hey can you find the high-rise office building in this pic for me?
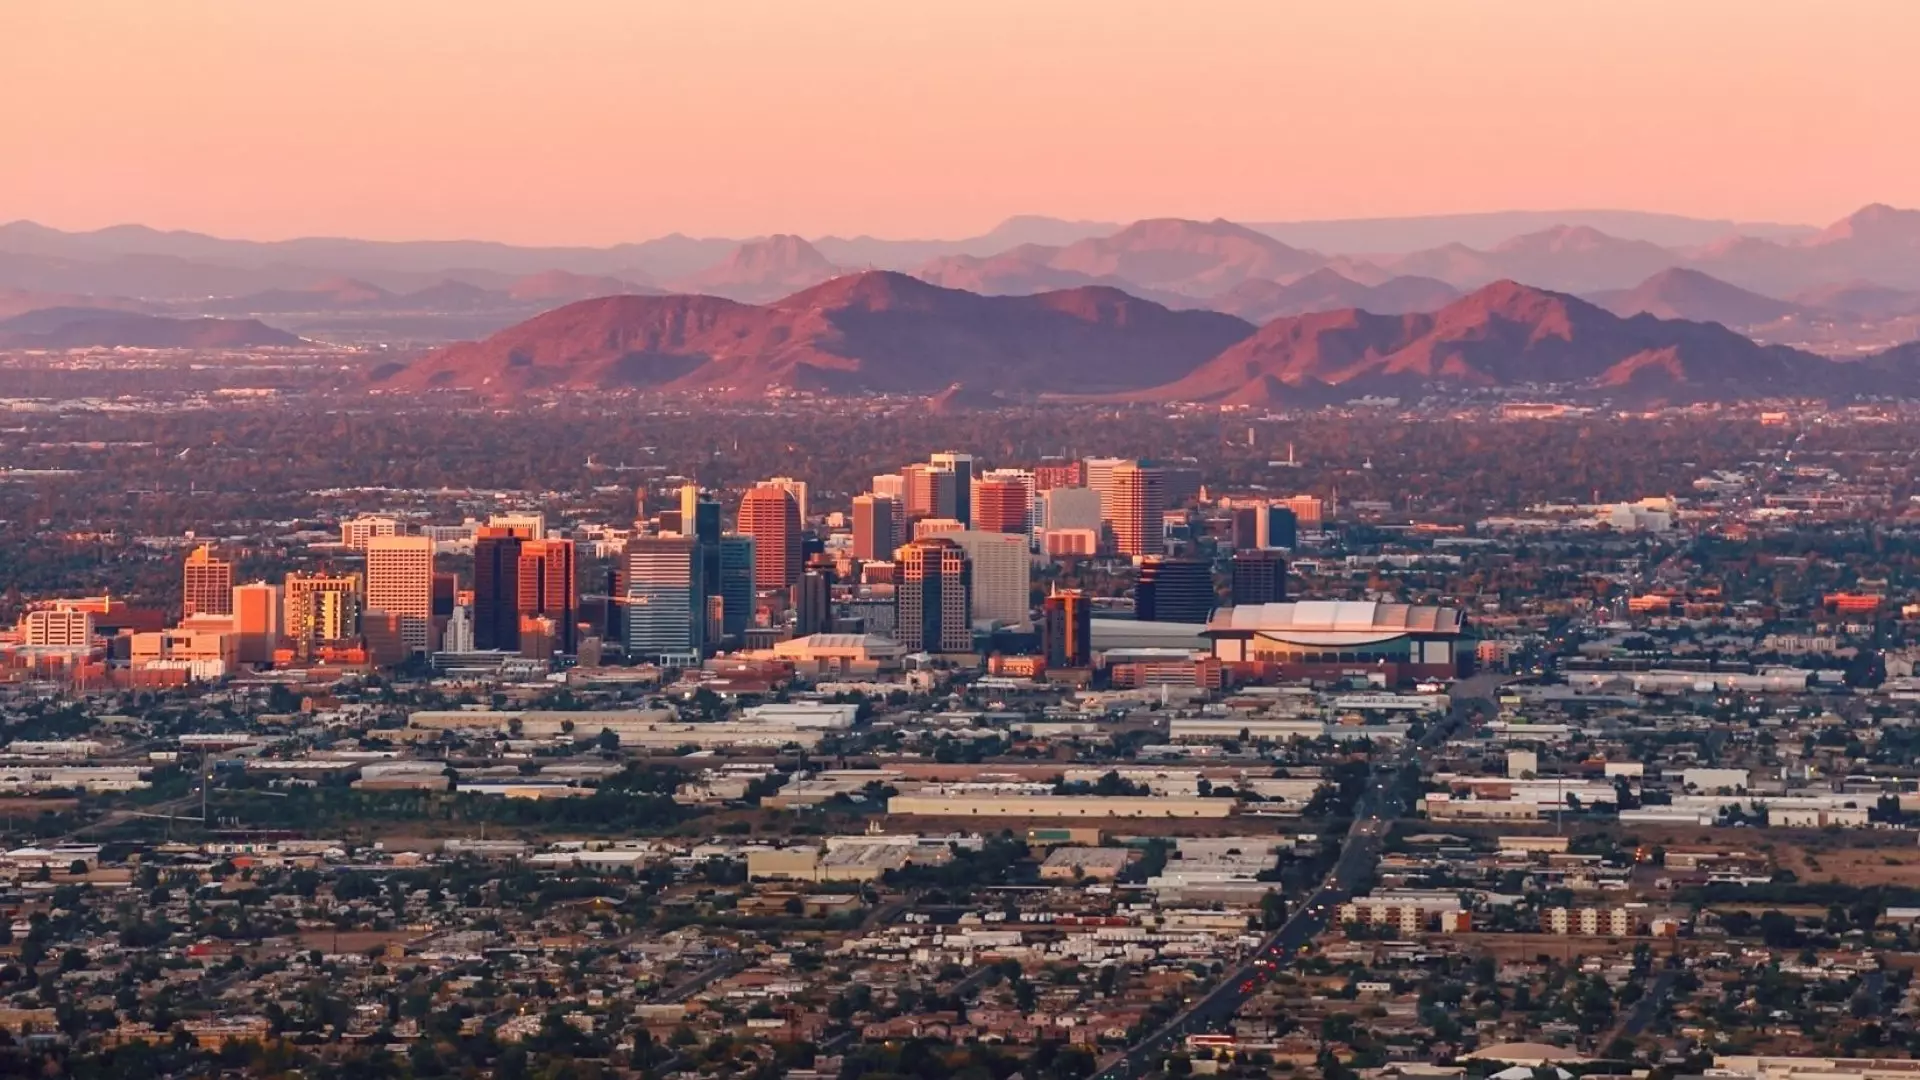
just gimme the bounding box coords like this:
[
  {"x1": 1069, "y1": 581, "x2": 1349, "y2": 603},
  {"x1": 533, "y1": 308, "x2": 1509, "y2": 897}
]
[
  {"x1": 1230, "y1": 549, "x2": 1287, "y2": 606},
  {"x1": 739, "y1": 485, "x2": 802, "y2": 591},
  {"x1": 764, "y1": 476, "x2": 810, "y2": 522},
  {"x1": 678, "y1": 483, "x2": 702, "y2": 528},
  {"x1": 689, "y1": 497, "x2": 722, "y2": 545},
  {"x1": 473, "y1": 526, "x2": 524, "y2": 651},
  {"x1": 1258, "y1": 504, "x2": 1299, "y2": 550},
  {"x1": 718, "y1": 534, "x2": 757, "y2": 640},
  {"x1": 948, "y1": 530, "x2": 1031, "y2": 629},
  {"x1": 871, "y1": 473, "x2": 906, "y2": 501},
  {"x1": 1083, "y1": 456, "x2": 1128, "y2": 523},
  {"x1": 851, "y1": 494, "x2": 898, "y2": 561},
  {"x1": 795, "y1": 565, "x2": 832, "y2": 637},
  {"x1": 1108, "y1": 463, "x2": 1166, "y2": 557},
  {"x1": 517, "y1": 538, "x2": 578, "y2": 654},
  {"x1": 1043, "y1": 588, "x2": 1092, "y2": 669},
  {"x1": 182, "y1": 544, "x2": 233, "y2": 618},
  {"x1": 930, "y1": 452, "x2": 974, "y2": 527},
  {"x1": 897, "y1": 537, "x2": 971, "y2": 653},
  {"x1": 1229, "y1": 506, "x2": 1261, "y2": 551},
  {"x1": 365, "y1": 535, "x2": 435, "y2": 653},
  {"x1": 283, "y1": 572, "x2": 360, "y2": 654},
  {"x1": 624, "y1": 536, "x2": 705, "y2": 663},
  {"x1": 901, "y1": 463, "x2": 957, "y2": 522},
  {"x1": 443, "y1": 605, "x2": 475, "y2": 654},
  {"x1": 1033, "y1": 462, "x2": 1084, "y2": 491},
  {"x1": 972, "y1": 473, "x2": 1032, "y2": 536},
  {"x1": 1135, "y1": 556, "x2": 1214, "y2": 624},
  {"x1": 1043, "y1": 487, "x2": 1104, "y2": 532},
  {"x1": 231, "y1": 581, "x2": 280, "y2": 665}
]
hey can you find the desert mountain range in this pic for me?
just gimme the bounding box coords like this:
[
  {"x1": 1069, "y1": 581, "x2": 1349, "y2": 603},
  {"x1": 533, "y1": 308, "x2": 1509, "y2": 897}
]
[{"x1": 10, "y1": 206, "x2": 1920, "y2": 394}]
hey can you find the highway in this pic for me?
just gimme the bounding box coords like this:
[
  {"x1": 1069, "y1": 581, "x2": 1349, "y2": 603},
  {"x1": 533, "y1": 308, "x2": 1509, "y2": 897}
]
[{"x1": 1091, "y1": 675, "x2": 1501, "y2": 1080}]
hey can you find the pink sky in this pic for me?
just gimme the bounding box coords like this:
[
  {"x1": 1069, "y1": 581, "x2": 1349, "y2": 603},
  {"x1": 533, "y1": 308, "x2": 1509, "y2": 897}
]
[{"x1": 4, "y1": 1, "x2": 1916, "y2": 244}]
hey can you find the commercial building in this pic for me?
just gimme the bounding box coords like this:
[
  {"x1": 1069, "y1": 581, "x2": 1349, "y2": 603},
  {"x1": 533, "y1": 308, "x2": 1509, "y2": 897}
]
[
  {"x1": 19, "y1": 608, "x2": 95, "y2": 649},
  {"x1": 1039, "y1": 846, "x2": 1131, "y2": 880},
  {"x1": 340, "y1": 515, "x2": 400, "y2": 550},
  {"x1": 1258, "y1": 504, "x2": 1299, "y2": 550},
  {"x1": 364, "y1": 535, "x2": 435, "y2": 653},
  {"x1": 930, "y1": 452, "x2": 974, "y2": 527},
  {"x1": 766, "y1": 633, "x2": 905, "y2": 677},
  {"x1": 1043, "y1": 486, "x2": 1103, "y2": 534},
  {"x1": 473, "y1": 526, "x2": 524, "y2": 651},
  {"x1": 948, "y1": 530, "x2": 1031, "y2": 629},
  {"x1": 764, "y1": 476, "x2": 810, "y2": 522},
  {"x1": 887, "y1": 794, "x2": 1233, "y2": 819},
  {"x1": 130, "y1": 626, "x2": 238, "y2": 680},
  {"x1": 901, "y1": 462, "x2": 957, "y2": 522},
  {"x1": 1204, "y1": 600, "x2": 1466, "y2": 683},
  {"x1": 486, "y1": 511, "x2": 546, "y2": 540},
  {"x1": 1044, "y1": 588, "x2": 1092, "y2": 670},
  {"x1": 230, "y1": 581, "x2": 280, "y2": 664},
  {"x1": 282, "y1": 573, "x2": 361, "y2": 654},
  {"x1": 1083, "y1": 456, "x2": 1127, "y2": 521},
  {"x1": 1135, "y1": 556, "x2": 1214, "y2": 624},
  {"x1": 716, "y1": 534, "x2": 757, "y2": 641},
  {"x1": 972, "y1": 472, "x2": 1033, "y2": 536},
  {"x1": 851, "y1": 493, "x2": 899, "y2": 561},
  {"x1": 1279, "y1": 495, "x2": 1323, "y2": 529},
  {"x1": 1229, "y1": 549, "x2": 1286, "y2": 606},
  {"x1": 624, "y1": 536, "x2": 705, "y2": 664},
  {"x1": 897, "y1": 537, "x2": 972, "y2": 652},
  {"x1": 182, "y1": 545, "x2": 233, "y2": 618},
  {"x1": 516, "y1": 538, "x2": 578, "y2": 654},
  {"x1": 739, "y1": 485, "x2": 802, "y2": 591},
  {"x1": 1108, "y1": 463, "x2": 1166, "y2": 557},
  {"x1": 442, "y1": 604, "x2": 475, "y2": 653}
]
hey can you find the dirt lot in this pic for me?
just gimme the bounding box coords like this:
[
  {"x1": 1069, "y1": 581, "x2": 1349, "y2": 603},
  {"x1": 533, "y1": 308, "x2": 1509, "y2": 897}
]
[{"x1": 1771, "y1": 840, "x2": 1920, "y2": 887}]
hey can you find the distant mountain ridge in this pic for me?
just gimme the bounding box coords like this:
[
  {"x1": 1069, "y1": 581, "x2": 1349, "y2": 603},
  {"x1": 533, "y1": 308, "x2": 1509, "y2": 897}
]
[
  {"x1": 0, "y1": 307, "x2": 301, "y2": 349},
  {"x1": 385, "y1": 270, "x2": 1253, "y2": 398},
  {"x1": 383, "y1": 272, "x2": 1920, "y2": 405},
  {"x1": 1136, "y1": 281, "x2": 1828, "y2": 404}
]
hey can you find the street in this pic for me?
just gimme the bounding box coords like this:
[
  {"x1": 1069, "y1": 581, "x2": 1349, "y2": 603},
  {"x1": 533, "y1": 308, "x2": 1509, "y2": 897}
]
[{"x1": 1090, "y1": 674, "x2": 1501, "y2": 1080}]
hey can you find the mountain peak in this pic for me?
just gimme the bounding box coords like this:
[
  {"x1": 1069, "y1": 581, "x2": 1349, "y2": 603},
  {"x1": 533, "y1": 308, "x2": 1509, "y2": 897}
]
[
  {"x1": 722, "y1": 234, "x2": 835, "y2": 272},
  {"x1": 1817, "y1": 203, "x2": 1920, "y2": 243}
]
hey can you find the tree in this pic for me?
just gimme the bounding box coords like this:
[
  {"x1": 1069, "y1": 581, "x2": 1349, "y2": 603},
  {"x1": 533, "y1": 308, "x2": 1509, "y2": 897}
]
[{"x1": 596, "y1": 727, "x2": 620, "y2": 752}]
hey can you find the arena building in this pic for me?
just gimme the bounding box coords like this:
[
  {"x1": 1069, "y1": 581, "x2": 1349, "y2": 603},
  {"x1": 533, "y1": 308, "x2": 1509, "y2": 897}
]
[{"x1": 1203, "y1": 600, "x2": 1467, "y2": 685}]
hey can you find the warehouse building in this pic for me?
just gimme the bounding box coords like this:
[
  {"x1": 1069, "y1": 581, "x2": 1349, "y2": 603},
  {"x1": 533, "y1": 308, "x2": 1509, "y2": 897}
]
[{"x1": 886, "y1": 794, "x2": 1234, "y2": 818}]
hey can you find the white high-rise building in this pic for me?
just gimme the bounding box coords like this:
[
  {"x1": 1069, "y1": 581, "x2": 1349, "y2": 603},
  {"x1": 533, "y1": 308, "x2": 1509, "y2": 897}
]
[
  {"x1": 871, "y1": 473, "x2": 906, "y2": 501},
  {"x1": 764, "y1": 476, "x2": 810, "y2": 522},
  {"x1": 949, "y1": 530, "x2": 1032, "y2": 629},
  {"x1": 443, "y1": 605, "x2": 475, "y2": 654},
  {"x1": 364, "y1": 535, "x2": 435, "y2": 652},
  {"x1": 1083, "y1": 457, "x2": 1129, "y2": 526},
  {"x1": 1108, "y1": 462, "x2": 1166, "y2": 557}
]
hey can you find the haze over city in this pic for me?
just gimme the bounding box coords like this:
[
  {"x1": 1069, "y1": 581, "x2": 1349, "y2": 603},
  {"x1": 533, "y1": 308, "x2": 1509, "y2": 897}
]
[
  {"x1": 7, "y1": 1, "x2": 1920, "y2": 243},
  {"x1": 14, "y1": 6, "x2": 1920, "y2": 1080}
]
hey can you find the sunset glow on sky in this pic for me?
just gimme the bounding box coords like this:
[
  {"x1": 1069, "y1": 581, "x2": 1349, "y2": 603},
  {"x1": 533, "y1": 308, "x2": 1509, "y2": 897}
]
[{"x1": 4, "y1": 0, "x2": 1917, "y2": 243}]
